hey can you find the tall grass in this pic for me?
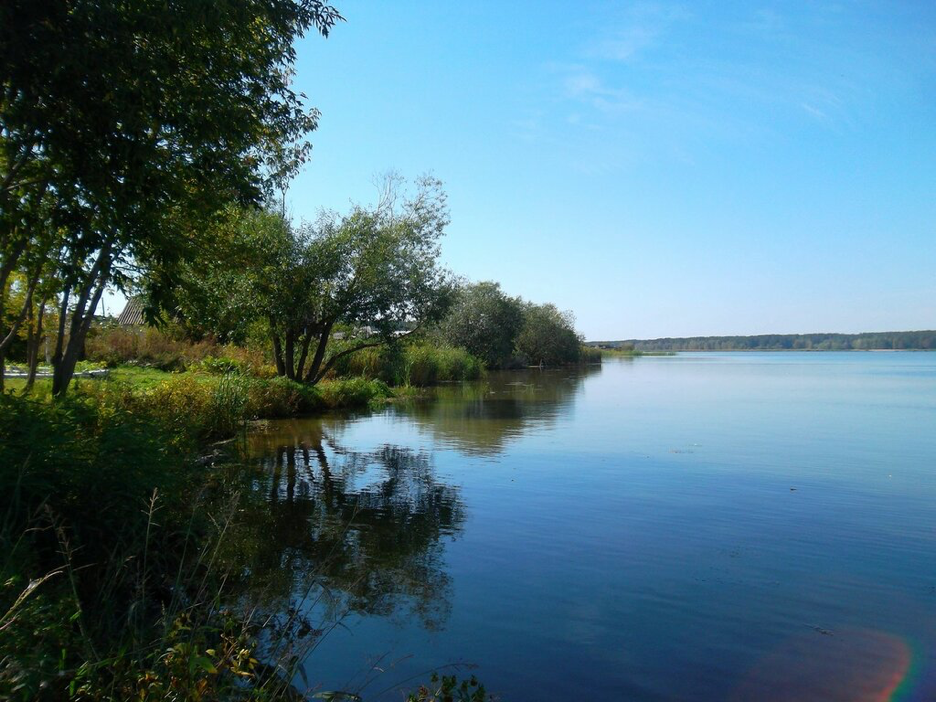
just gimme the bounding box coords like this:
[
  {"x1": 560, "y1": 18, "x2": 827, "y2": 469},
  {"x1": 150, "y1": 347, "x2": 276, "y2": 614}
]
[
  {"x1": 0, "y1": 379, "x2": 388, "y2": 700},
  {"x1": 85, "y1": 325, "x2": 274, "y2": 376},
  {"x1": 332, "y1": 342, "x2": 482, "y2": 386},
  {"x1": 579, "y1": 345, "x2": 603, "y2": 364}
]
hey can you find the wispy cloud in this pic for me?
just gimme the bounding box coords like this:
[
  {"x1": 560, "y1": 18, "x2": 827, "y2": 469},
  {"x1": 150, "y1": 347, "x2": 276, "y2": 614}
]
[
  {"x1": 800, "y1": 103, "x2": 828, "y2": 121},
  {"x1": 586, "y1": 2, "x2": 691, "y2": 62},
  {"x1": 561, "y1": 68, "x2": 643, "y2": 114},
  {"x1": 589, "y1": 25, "x2": 658, "y2": 62}
]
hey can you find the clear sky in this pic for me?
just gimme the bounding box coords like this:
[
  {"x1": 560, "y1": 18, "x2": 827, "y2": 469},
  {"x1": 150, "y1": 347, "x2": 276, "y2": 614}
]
[{"x1": 142, "y1": 1, "x2": 936, "y2": 341}]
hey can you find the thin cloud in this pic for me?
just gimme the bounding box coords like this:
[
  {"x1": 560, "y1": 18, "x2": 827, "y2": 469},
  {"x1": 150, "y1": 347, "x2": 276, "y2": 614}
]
[
  {"x1": 589, "y1": 25, "x2": 659, "y2": 61},
  {"x1": 586, "y1": 2, "x2": 691, "y2": 62},
  {"x1": 561, "y1": 69, "x2": 643, "y2": 113}
]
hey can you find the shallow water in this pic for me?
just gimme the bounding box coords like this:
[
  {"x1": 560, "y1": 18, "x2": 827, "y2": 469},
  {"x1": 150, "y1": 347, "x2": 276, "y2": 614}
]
[{"x1": 245, "y1": 352, "x2": 936, "y2": 701}]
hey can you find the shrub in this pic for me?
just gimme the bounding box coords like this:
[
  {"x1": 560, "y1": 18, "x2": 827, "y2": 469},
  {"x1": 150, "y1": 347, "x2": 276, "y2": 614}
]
[
  {"x1": 245, "y1": 375, "x2": 321, "y2": 417},
  {"x1": 318, "y1": 376, "x2": 391, "y2": 408},
  {"x1": 515, "y1": 303, "x2": 583, "y2": 366}
]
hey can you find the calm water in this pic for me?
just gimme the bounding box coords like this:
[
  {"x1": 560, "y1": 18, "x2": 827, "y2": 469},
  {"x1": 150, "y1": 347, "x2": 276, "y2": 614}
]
[{"x1": 244, "y1": 352, "x2": 936, "y2": 701}]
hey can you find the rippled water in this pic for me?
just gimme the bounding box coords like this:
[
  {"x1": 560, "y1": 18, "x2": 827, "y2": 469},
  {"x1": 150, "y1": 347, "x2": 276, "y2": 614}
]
[{"x1": 244, "y1": 352, "x2": 936, "y2": 701}]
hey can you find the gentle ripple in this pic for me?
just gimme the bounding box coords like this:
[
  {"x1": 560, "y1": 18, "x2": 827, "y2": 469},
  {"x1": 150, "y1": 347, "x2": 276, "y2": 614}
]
[{"x1": 244, "y1": 352, "x2": 936, "y2": 701}]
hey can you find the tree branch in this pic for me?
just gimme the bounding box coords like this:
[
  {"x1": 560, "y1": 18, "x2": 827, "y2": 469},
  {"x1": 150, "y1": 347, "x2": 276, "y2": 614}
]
[{"x1": 312, "y1": 337, "x2": 386, "y2": 384}]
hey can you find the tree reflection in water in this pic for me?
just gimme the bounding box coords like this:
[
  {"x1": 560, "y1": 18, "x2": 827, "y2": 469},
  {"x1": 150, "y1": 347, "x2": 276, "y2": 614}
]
[
  {"x1": 240, "y1": 421, "x2": 463, "y2": 632},
  {"x1": 398, "y1": 366, "x2": 601, "y2": 456},
  {"x1": 235, "y1": 367, "x2": 599, "y2": 640}
]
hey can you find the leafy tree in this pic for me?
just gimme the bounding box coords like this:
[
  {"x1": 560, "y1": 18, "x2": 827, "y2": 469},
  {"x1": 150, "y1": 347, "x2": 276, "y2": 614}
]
[
  {"x1": 515, "y1": 302, "x2": 583, "y2": 366},
  {"x1": 436, "y1": 281, "x2": 524, "y2": 369},
  {"x1": 0, "y1": 0, "x2": 341, "y2": 394},
  {"x1": 149, "y1": 205, "x2": 290, "y2": 346},
  {"x1": 158, "y1": 176, "x2": 455, "y2": 384},
  {"x1": 270, "y1": 176, "x2": 455, "y2": 383}
]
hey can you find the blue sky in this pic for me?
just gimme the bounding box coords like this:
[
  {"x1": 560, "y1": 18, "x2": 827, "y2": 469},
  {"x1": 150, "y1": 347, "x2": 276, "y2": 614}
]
[
  {"x1": 282, "y1": 1, "x2": 936, "y2": 340},
  {"x1": 122, "y1": 1, "x2": 936, "y2": 340}
]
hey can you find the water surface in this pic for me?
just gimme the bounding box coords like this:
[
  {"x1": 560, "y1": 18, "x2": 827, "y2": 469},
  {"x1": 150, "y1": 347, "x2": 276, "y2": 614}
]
[{"x1": 244, "y1": 352, "x2": 936, "y2": 701}]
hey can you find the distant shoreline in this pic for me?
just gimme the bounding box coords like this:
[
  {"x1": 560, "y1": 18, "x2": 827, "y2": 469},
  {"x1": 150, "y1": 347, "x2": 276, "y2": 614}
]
[{"x1": 586, "y1": 330, "x2": 935, "y2": 353}]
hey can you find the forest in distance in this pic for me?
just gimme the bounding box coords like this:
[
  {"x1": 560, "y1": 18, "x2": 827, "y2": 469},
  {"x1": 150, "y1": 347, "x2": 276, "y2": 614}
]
[{"x1": 588, "y1": 330, "x2": 936, "y2": 352}]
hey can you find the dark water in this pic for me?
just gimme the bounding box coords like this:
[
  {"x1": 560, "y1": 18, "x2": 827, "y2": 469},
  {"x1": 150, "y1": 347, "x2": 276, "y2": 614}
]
[{"x1": 244, "y1": 353, "x2": 936, "y2": 701}]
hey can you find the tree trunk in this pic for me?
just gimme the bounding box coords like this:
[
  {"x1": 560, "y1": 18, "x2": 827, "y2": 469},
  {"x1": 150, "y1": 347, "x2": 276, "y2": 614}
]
[
  {"x1": 24, "y1": 297, "x2": 46, "y2": 393},
  {"x1": 52, "y1": 284, "x2": 70, "y2": 366},
  {"x1": 271, "y1": 325, "x2": 286, "y2": 376},
  {"x1": 284, "y1": 330, "x2": 296, "y2": 380},
  {"x1": 303, "y1": 321, "x2": 334, "y2": 384},
  {"x1": 295, "y1": 330, "x2": 314, "y2": 381},
  {"x1": 52, "y1": 247, "x2": 112, "y2": 397}
]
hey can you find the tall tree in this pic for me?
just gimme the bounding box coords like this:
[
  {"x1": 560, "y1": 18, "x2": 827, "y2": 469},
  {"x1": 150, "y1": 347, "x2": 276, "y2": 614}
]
[
  {"x1": 0, "y1": 0, "x2": 341, "y2": 394},
  {"x1": 156, "y1": 176, "x2": 455, "y2": 384}
]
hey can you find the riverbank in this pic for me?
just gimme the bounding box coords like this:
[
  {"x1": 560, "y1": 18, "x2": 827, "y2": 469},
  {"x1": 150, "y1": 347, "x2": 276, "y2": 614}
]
[{"x1": 0, "y1": 365, "x2": 409, "y2": 700}]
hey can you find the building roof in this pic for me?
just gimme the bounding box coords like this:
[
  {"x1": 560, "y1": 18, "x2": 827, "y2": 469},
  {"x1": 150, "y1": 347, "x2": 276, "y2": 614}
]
[{"x1": 117, "y1": 297, "x2": 146, "y2": 326}]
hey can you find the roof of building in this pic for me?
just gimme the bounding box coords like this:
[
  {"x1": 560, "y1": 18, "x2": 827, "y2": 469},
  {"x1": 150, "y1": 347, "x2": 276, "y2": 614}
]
[{"x1": 116, "y1": 297, "x2": 146, "y2": 326}]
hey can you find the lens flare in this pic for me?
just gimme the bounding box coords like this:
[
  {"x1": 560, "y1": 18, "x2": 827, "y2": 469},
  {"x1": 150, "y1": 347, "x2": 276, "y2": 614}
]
[{"x1": 731, "y1": 628, "x2": 913, "y2": 702}]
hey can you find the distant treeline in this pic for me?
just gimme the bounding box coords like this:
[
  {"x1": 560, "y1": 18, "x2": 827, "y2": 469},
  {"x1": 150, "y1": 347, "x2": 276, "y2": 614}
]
[{"x1": 588, "y1": 330, "x2": 936, "y2": 352}]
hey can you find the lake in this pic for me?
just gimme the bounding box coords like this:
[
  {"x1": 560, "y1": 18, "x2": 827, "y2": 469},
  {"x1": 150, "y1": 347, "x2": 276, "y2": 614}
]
[{"x1": 243, "y1": 352, "x2": 936, "y2": 701}]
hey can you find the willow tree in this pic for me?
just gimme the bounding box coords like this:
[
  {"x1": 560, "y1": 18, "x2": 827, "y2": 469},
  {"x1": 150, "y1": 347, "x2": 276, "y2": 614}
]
[
  {"x1": 157, "y1": 176, "x2": 454, "y2": 383},
  {"x1": 274, "y1": 176, "x2": 454, "y2": 384},
  {"x1": 0, "y1": 0, "x2": 341, "y2": 394}
]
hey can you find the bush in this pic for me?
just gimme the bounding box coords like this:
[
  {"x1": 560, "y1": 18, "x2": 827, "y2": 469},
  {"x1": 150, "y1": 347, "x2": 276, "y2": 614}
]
[
  {"x1": 0, "y1": 391, "x2": 313, "y2": 700},
  {"x1": 515, "y1": 303, "x2": 583, "y2": 367},
  {"x1": 318, "y1": 376, "x2": 391, "y2": 407}
]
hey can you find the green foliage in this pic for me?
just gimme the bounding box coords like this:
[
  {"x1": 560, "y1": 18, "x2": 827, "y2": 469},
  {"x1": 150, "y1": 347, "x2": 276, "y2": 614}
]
[
  {"x1": 1, "y1": 0, "x2": 341, "y2": 395},
  {"x1": 404, "y1": 344, "x2": 483, "y2": 386},
  {"x1": 436, "y1": 281, "x2": 524, "y2": 369},
  {"x1": 317, "y1": 376, "x2": 391, "y2": 408},
  {"x1": 155, "y1": 176, "x2": 456, "y2": 385},
  {"x1": 0, "y1": 394, "x2": 201, "y2": 698},
  {"x1": 197, "y1": 356, "x2": 253, "y2": 376},
  {"x1": 515, "y1": 303, "x2": 583, "y2": 367},
  {"x1": 405, "y1": 673, "x2": 492, "y2": 702},
  {"x1": 579, "y1": 345, "x2": 603, "y2": 364},
  {"x1": 0, "y1": 372, "x2": 396, "y2": 701},
  {"x1": 0, "y1": 400, "x2": 282, "y2": 701}
]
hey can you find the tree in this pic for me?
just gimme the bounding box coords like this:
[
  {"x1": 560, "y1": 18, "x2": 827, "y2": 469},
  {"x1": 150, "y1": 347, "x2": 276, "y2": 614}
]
[
  {"x1": 436, "y1": 281, "x2": 523, "y2": 369},
  {"x1": 0, "y1": 0, "x2": 341, "y2": 395},
  {"x1": 272, "y1": 175, "x2": 456, "y2": 384},
  {"x1": 159, "y1": 175, "x2": 455, "y2": 384},
  {"x1": 515, "y1": 303, "x2": 583, "y2": 367}
]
